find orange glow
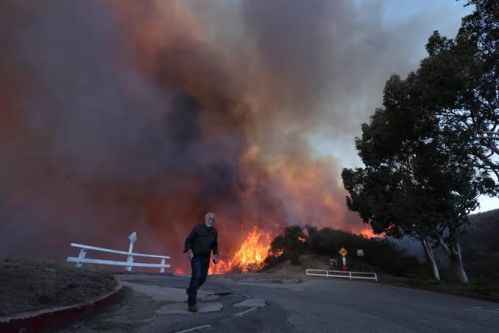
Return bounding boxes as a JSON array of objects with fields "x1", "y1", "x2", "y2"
[
  {"x1": 358, "y1": 228, "x2": 378, "y2": 239},
  {"x1": 271, "y1": 248, "x2": 284, "y2": 257},
  {"x1": 208, "y1": 227, "x2": 273, "y2": 275},
  {"x1": 208, "y1": 258, "x2": 232, "y2": 275},
  {"x1": 174, "y1": 267, "x2": 187, "y2": 275},
  {"x1": 298, "y1": 235, "x2": 306, "y2": 243}
]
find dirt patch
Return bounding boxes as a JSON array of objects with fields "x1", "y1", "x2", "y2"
[
  {"x1": 211, "y1": 255, "x2": 332, "y2": 283},
  {"x1": 261, "y1": 254, "x2": 330, "y2": 277},
  {"x1": 0, "y1": 258, "x2": 117, "y2": 316}
]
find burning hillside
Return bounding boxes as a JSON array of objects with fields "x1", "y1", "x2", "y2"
[{"x1": 0, "y1": 0, "x2": 378, "y2": 272}]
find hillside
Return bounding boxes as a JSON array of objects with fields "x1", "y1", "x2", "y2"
[{"x1": 461, "y1": 208, "x2": 499, "y2": 283}]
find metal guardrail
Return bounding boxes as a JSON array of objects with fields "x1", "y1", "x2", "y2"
[
  {"x1": 67, "y1": 242, "x2": 170, "y2": 273},
  {"x1": 306, "y1": 269, "x2": 378, "y2": 281}
]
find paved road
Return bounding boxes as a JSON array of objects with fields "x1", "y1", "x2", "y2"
[{"x1": 61, "y1": 274, "x2": 499, "y2": 332}]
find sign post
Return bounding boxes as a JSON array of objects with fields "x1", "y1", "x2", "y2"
[
  {"x1": 357, "y1": 249, "x2": 365, "y2": 272},
  {"x1": 338, "y1": 247, "x2": 348, "y2": 271}
]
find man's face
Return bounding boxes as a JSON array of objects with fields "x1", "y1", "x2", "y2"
[{"x1": 204, "y1": 213, "x2": 215, "y2": 228}]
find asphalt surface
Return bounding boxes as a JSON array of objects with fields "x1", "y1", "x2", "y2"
[{"x1": 60, "y1": 274, "x2": 499, "y2": 333}]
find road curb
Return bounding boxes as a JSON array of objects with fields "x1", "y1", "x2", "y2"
[{"x1": 0, "y1": 279, "x2": 124, "y2": 333}]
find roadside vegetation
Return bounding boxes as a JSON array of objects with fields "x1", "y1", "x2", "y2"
[
  {"x1": 0, "y1": 258, "x2": 116, "y2": 316},
  {"x1": 262, "y1": 225, "x2": 427, "y2": 279}
]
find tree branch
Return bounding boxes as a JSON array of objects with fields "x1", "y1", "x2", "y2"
[{"x1": 475, "y1": 153, "x2": 499, "y2": 179}]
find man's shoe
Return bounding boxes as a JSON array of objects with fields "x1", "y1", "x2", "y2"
[{"x1": 188, "y1": 304, "x2": 198, "y2": 312}]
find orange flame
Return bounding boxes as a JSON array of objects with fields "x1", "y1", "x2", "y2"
[
  {"x1": 231, "y1": 227, "x2": 272, "y2": 272},
  {"x1": 209, "y1": 227, "x2": 273, "y2": 275},
  {"x1": 208, "y1": 258, "x2": 232, "y2": 275},
  {"x1": 271, "y1": 248, "x2": 284, "y2": 257},
  {"x1": 358, "y1": 228, "x2": 383, "y2": 239}
]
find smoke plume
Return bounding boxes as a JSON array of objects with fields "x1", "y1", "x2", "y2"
[{"x1": 0, "y1": 0, "x2": 465, "y2": 269}]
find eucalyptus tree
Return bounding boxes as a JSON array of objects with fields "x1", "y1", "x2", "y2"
[{"x1": 343, "y1": 73, "x2": 494, "y2": 284}]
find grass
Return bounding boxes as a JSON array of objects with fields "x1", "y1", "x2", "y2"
[
  {"x1": 0, "y1": 258, "x2": 117, "y2": 316},
  {"x1": 379, "y1": 272, "x2": 499, "y2": 302}
]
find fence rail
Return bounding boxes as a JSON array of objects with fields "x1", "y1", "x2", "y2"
[
  {"x1": 306, "y1": 269, "x2": 377, "y2": 281},
  {"x1": 69, "y1": 243, "x2": 170, "y2": 259},
  {"x1": 67, "y1": 237, "x2": 170, "y2": 273}
]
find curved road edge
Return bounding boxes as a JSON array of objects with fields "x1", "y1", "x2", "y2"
[{"x1": 0, "y1": 279, "x2": 124, "y2": 333}]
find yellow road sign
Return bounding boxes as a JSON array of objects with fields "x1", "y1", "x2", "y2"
[{"x1": 339, "y1": 247, "x2": 348, "y2": 256}]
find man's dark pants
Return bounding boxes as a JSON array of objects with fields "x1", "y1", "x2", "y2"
[{"x1": 187, "y1": 256, "x2": 210, "y2": 306}]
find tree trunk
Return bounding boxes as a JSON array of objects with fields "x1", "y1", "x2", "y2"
[
  {"x1": 438, "y1": 236, "x2": 469, "y2": 284},
  {"x1": 452, "y1": 241, "x2": 469, "y2": 285},
  {"x1": 421, "y1": 239, "x2": 440, "y2": 281}
]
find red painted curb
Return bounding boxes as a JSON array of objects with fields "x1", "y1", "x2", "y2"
[{"x1": 0, "y1": 279, "x2": 123, "y2": 333}]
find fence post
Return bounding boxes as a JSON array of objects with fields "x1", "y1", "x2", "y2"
[
  {"x1": 126, "y1": 232, "x2": 137, "y2": 272},
  {"x1": 160, "y1": 258, "x2": 166, "y2": 273},
  {"x1": 76, "y1": 249, "x2": 87, "y2": 268}
]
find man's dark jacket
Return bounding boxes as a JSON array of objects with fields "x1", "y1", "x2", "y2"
[{"x1": 184, "y1": 224, "x2": 218, "y2": 258}]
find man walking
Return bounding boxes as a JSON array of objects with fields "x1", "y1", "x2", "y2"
[{"x1": 184, "y1": 212, "x2": 219, "y2": 312}]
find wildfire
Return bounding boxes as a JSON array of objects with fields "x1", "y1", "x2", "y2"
[
  {"x1": 358, "y1": 228, "x2": 383, "y2": 239},
  {"x1": 209, "y1": 227, "x2": 273, "y2": 275}
]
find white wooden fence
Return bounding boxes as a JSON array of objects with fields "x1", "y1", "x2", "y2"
[
  {"x1": 66, "y1": 232, "x2": 170, "y2": 273},
  {"x1": 306, "y1": 269, "x2": 378, "y2": 281}
]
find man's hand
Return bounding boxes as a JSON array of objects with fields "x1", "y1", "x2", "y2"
[
  {"x1": 185, "y1": 249, "x2": 194, "y2": 261},
  {"x1": 213, "y1": 254, "x2": 219, "y2": 264}
]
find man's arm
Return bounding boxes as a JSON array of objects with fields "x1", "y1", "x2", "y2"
[
  {"x1": 184, "y1": 226, "x2": 197, "y2": 253},
  {"x1": 212, "y1": 231, "x2": 219, "y2": 263}
]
